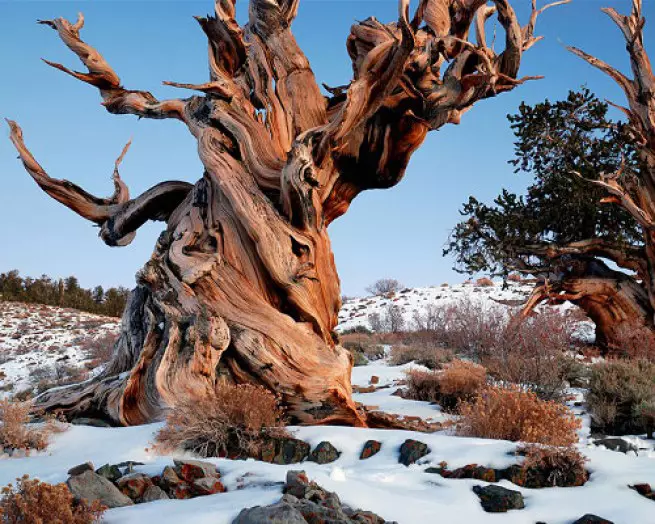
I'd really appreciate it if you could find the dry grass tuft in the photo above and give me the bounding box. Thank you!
[0,399,63,453]
[0,475,105,523]
[457,386,581,447]
[516,445,588,488]
[405,360,486,411]
[155,381,290,459]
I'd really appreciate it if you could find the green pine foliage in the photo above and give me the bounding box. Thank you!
[0,270,129,317]
[445,88,641,277]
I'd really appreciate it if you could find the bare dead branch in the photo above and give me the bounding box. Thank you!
[39,13,188,122]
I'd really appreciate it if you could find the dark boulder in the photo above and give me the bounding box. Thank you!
[472,485,525,513]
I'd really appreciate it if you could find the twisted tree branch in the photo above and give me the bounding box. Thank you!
[39,13,189,122]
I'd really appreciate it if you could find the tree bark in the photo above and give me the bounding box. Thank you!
[8,0,562,426]
[523,259,654,349]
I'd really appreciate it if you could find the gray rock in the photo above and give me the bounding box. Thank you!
[67,470,134,508]
[472,485,525,513]
[173,458,219,480]
[398,439,430,466]
[360,440,382,460]
[572,515,614,524]
[67,462,94,476]
[308,441,341,464]
[142,485,170,502]
[593,437,639,455]
[96,463,123,483]
[234,470,394,524]
[260,437,310,465]
[233,501,307,524]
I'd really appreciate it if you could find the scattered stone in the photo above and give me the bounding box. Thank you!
[70,417,112,428]
[629,483,655,501]
[67,470,134,508]
[117,473,154,501]
[67,462,94,476]
[360,440,382,460]
[571,515,614,524]
[353,385,377,394]
[369,376,380,385]
[233,501,307,524]
[398,439,430,466]
[158,466,183,491]
[233,470,393,524]
[445,465,496,482]
[96,463,123,483]
[142,485,170,502]
[593,437,639,455]
[260,437,310,465]
[192,477,227,496]
[114,460,145,474]
[173,458,219,482]
[308,441,340,464]
[472,485,525,513]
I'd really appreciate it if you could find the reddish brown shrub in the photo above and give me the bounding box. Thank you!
[608,324,655,361]
[390,344,453,369]
[457,386,581,446]
[405,369,441,403]
[480,311,576,401]
[0,400,52,453]
[439,360,487,397]
[0,475,105,523]
[405,360,486,411]
[475,277,494,287]
[155,381,289,458]
[515,445,588,488]
[506,273,523,283]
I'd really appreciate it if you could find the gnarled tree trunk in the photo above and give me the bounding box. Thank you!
[522,258,654,348]
[8,0,561,425]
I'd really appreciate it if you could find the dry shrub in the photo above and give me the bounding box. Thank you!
[0,400,52,453]
[0,475,105,523]
[475,277,494,287]
[608,324,655,361]
[405,369,441,403]
[438,360,487,410]
[587,359,655,436]
[480,311,576,401]
[155,381,290,459]
[389,344,453,369]
[457,386,581,446]
[507,273,523,283]
[515,445,588,488]
[405,360,486,411]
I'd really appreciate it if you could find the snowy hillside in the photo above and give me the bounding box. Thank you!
[0,302,119,398]
[337,280,534,332]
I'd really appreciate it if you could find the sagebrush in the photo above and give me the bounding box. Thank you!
[586,359,655,436]
[457,386,581,446]
[155,381,289,458]
[0,475,105,523]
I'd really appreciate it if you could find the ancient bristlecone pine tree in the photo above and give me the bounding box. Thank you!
[8,0,561,426]
[518,0,655,346]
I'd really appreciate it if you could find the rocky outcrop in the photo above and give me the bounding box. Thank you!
[233,471,394,524]
[67,470,134,508]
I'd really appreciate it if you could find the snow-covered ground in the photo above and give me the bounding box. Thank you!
[0,285,648,523]
[1,358,654,523]
[0,302,119,397]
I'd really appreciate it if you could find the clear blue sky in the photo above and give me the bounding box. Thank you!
[0,0,653,295]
